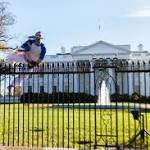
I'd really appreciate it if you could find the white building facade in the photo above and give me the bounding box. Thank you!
[21,40,150,97]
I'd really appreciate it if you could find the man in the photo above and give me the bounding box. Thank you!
[22,31,46,68]
[7,31,46,95]
[7,31,46,67]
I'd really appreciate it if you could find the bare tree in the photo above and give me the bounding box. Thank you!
[0,1,15,42]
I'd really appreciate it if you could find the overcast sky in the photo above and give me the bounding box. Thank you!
[6,0,150,54]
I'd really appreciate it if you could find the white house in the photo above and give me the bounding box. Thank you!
[20,40,150,97]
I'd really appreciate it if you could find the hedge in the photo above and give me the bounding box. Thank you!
[111,92,150,103]
[20,92,150,104]
[20,92,97,103]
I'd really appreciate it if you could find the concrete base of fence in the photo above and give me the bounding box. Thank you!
[0,96,20,103]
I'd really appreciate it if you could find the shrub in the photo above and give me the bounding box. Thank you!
[111,93,150,103]
[20,92,97,103]
[111,94,130,102]
[131,92,140,101]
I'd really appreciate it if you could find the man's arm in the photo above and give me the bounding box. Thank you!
[35,43,46,64]
[21,40,34,51]
[40,43,46,60]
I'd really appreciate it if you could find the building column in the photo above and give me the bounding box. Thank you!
[74,62,79,93]
[90,62,95,95]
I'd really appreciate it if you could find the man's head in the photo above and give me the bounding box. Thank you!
[35,31,42,42]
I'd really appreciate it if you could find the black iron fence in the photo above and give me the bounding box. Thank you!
[0,59,150,149]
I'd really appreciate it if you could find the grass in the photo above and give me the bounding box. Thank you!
[0,103,150,149]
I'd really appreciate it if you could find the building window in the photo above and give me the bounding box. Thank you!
[52,86,57,92]
[40,73,44,78]
[28,86,32,93]
[64,74,68,79]
[40,86,44,93]
[117,85,120,94]
[29,74,32,78]
[64,85,68,92]
[134,85,140,94]
[53,74,57,78]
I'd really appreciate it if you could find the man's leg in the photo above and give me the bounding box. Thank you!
[7,65,30,96]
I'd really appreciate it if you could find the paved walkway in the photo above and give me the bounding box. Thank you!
[0,147,78,150]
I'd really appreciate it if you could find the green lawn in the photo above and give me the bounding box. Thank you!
[0,103,150,149]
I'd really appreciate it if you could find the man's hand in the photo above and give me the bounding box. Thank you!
[28,61,38,69]
[28,59,42,69]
